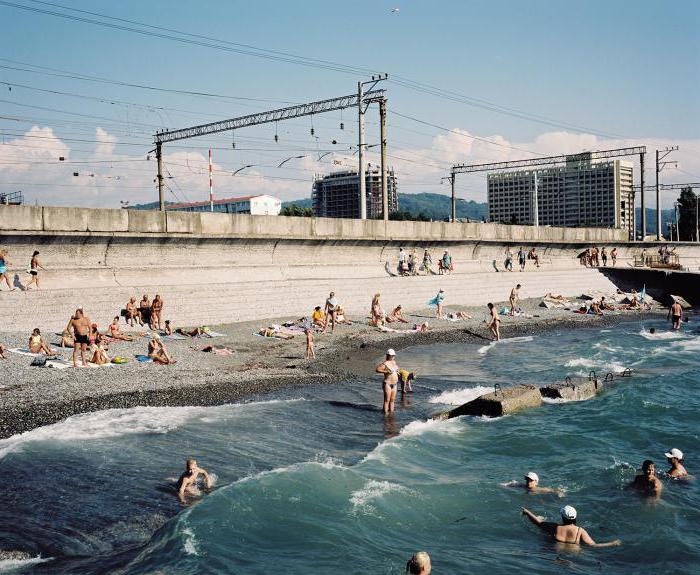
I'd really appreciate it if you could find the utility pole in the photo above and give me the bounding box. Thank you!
[357,74,388,220]
[379,97,388,221]
[156,141,164,211]
[533,170,539,226]
[639,151,645,240]
[655,146,679,240]
[440,172,456,222]
[209,148,214,212]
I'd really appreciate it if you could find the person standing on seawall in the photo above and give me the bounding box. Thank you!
[521,505,621,547]
[376,348,399,415]
[601,247,608,266]
[518,246,526,271]
[610,247,617,266]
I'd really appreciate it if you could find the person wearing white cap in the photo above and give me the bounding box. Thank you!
[376,349,399,414]
[521,505,621,547]
[501,472,563,496]
[665,448,688,478]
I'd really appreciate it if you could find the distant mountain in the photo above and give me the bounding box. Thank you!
[282,198,312,209]
[635,207,675,237]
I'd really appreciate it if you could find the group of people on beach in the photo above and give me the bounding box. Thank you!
[397,248,453,276]
[124,294,165,330]
[579,246,617,267]
[504,247,541,271]
[0,249,46,291]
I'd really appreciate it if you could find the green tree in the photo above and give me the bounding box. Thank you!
[677,187,699,241]
[280,204,314,217]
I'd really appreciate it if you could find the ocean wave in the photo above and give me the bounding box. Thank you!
[350,479,409,515]
[0,553,52,572]
[478,336,534,355]
[564,357,626,374]
[637,329,689,340]
[399,417,464,438]
[428,386,492,406]
[182,527,199,556]
[0,399,304,460]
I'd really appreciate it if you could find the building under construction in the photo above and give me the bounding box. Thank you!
[312,168,398,219]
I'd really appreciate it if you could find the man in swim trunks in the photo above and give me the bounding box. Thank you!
[665,448,688,479]
[521,505,621,547]
[487,303,501,341]
[68,308,91,367]
[668,300,683,330]
[376,348,399,414]
[322,291,338,334]
[176,458,213,503]
[629,460,663,497]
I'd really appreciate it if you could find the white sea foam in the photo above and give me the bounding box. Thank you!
[637,329,688,341]
[350,479,409,514]
[672,336,700,353]
[564,357,626,374]
[0,399,303,460]
[428,386,492,406]
[182,527,199,556]
[477,341,496,355]
[478,336,534,355]
[399,417,464,438]
[0,555,52,572]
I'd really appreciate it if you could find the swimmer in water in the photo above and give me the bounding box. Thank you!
[629,460,663,497]
[502,472,564,496]
[665,448,688,479]
[521,505,621,547]
[176,459,213,503]
[405,551,431,574]
[376,348,399,414]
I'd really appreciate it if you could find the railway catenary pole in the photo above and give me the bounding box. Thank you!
[379,97,388,221]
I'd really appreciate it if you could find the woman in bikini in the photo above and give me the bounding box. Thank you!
[376,348,399,415]
[522,505,621,548]
[25,251,46,290]
[148,333,175,364]
[0,250,15,291]
[108,317,134,341]
[151,295,164,330]
[28,328,55,355]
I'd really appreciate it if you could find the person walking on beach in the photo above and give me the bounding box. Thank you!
[668,300,683,330]
[322,292,339,333]
[504,248,514,271]
[304,328,315,360]
[518,247,526,271]
[68,308,91,367]
[601,247,608,266]
[24,251,46,290]
[376,348,399,414]
[487,303,501,341]
[442,251,453,274]
[521,505,621,547]
[405,551,431,575]
[665,448,688,479]
[509,284,521,316]
[428,289,445,318]
[423,249,434,275]
[176,459,213,504]
[0,250,15,291]
[610,247,618,266]
[629,460,663,497]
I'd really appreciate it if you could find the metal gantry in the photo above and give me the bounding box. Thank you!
[152,82,388,219]
[449,146,647,238]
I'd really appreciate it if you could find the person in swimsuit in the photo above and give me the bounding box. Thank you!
[665,448,688,479]
[89,328,110,366]
[24,251,46,290]
[386,305,409,323]
[405,551,431,575]
[108,317,134,341]
[151,295,164,330]
[164,320,172,335]
[125,297,142,327]
[509,284,521,316]
[522,505,621,547]
[148,333,175,364]
[668,301,683,330]
[0,343,6,359]
[139,295,152,328]
[68,308,91,367]
[370,293,385,326]
[376,348,399,414]
[322,292,338,333]
[610,247,618,266]
[502,472,563,496]
[398,369,415,393]
[176,459,213,504]
[28,328,55,355]
[487,303,501,341]
[0,250,15,291]
[305,328,315,359]
[629,460,663,497]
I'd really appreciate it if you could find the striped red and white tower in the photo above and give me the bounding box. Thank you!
[209,148,214,212]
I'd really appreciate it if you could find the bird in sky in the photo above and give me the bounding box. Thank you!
[391,7,400,14]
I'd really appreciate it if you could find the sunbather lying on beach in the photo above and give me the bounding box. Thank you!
[447,311,472,320]
[28,328,56,355]
[148,333,176,364]
[378,322,429,334]
[176,326,211,337]
[202,345,234,356]
[258,326,295,339]
[108,317,134,341]
[386,305,409,323]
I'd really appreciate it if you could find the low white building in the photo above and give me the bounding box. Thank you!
[167,194,282,215]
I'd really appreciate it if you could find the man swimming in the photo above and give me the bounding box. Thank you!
[521,505,621,547]
[665,448,688,479]
[502,472,563,496]
[376,348,399,414]
[176,459,213,503]
[629,460,663,497]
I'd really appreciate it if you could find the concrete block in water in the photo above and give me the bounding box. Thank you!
[540,379,601,401]
[444,384,542,419]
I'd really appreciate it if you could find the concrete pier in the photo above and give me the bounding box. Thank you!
[540,378,602,401]
[441,385,543,418]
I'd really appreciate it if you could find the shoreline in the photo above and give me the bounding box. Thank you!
[0,301,666,439]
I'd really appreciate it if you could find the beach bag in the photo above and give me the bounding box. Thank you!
[112,356,128,364]
[30,356,47,367]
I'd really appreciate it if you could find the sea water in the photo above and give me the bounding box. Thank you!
[1,319,699,574]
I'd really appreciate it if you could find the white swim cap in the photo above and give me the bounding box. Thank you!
[525,472,539,482]
[665,448,684,460]
[386,348,396,356]
[560,505,577,520]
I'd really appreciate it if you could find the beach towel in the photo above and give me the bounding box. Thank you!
[162,333,189,341]
[252,332,284,339]
[46,359,71,370]
[135,354,153,362]
[7,348,39,357]
[201,330,227,338]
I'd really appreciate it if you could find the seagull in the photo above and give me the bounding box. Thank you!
[391,7,400,13]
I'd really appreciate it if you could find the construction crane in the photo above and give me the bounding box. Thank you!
[448,146,646,240]
[152,76,388,219]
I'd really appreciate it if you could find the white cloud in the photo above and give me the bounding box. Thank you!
[1,125,697,208]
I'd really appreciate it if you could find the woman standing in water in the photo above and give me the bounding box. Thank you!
[376,348,399,415]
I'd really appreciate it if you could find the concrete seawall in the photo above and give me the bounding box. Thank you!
[0,205,698,332]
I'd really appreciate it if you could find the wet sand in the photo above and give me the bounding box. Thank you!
[0,298,665,438]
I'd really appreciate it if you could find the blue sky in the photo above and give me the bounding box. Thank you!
[0,0,698,207]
